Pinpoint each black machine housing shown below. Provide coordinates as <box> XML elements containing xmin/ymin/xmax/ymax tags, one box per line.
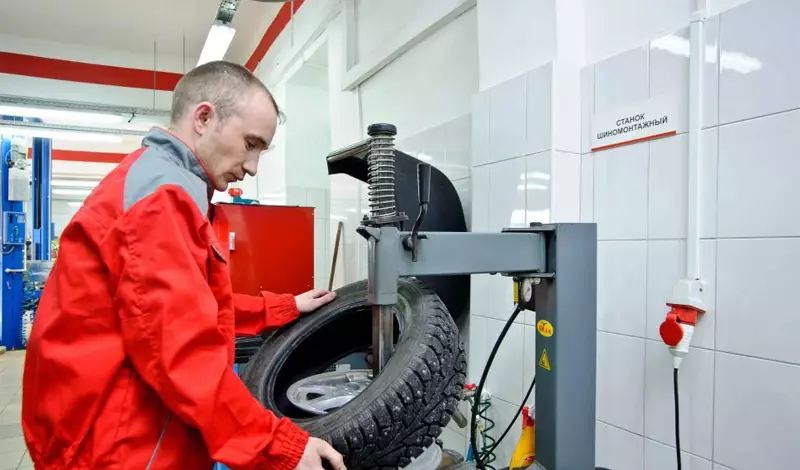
<box><xmin>326</xmin><ymin>144</ymin><xmax>470</xmax><ymax>323</ymax></box>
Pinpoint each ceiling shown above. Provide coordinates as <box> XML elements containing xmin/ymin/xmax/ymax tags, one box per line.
<box><xmin>1</xmin><ymin>0</ymin><xmax>283</xmax><ymax>66</ymax></box>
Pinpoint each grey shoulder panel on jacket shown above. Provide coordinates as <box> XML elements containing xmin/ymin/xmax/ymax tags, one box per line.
<box><xmin>123</xmin><ymin>147</ymin><xmax>209</xmax><ymax>215</ymax></box>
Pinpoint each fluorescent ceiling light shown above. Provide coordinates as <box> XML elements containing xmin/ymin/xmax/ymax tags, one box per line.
<box><xmin>67</xmin><ymin>202</ymin><xmax>83</xmax><ymax>207</ymax></box>
<box><xmin>0</xmin><ymin>105</ymin><xmax>124</xmax><ymax>124</ymax></box>
<box><xmin>0</xmin><ymin>126</ymin><xmax>123</xmax><ymax>143</ymax></box>
<box><xmin>52</xmin><ymin>179</ymin><xmax>99</xmax><ymax>188</ymax></box>
<box><xmin>198</xmin><ymin>22</ymin><xmax>236</xmax><ymax>66</ymax></box>
<box><xmin>53</xmin><ymin>188</ymin><xmax>92</xmax><ymax>196</ymax></box>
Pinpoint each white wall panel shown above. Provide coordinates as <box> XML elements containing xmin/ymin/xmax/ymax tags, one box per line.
<box><xmin>285</xmin><ymin>82</ymin><xmax>331</xmax><ymax>190</ymax></box>
<box><xmin>597</xmin><ymin>332</ymin><xmax>646</xmax><ymax>434</ymax></box>
<box><xmin>714</xmin><ymin>353</ymin><xmax>800</xmax><ymax>470</ymax></box>
<box><xmin>596</xmin><ymin>420</ymin><xmax>645</xmax><ymax>470</ymax></box>
<box><xmin>359</xmin><ymin>8</ymin><xmax>478</xmax><ymax>140</ymax></box>
<box><xmin>594</xmin><ymin>46</ymin><xmax>649</xmax><ymax>114</ymax></box>
<box><xmin>644</xmin><ymin>439</ymin><xmax>713</xmax><ymax>470</ymax></box>
<box><xmin>717</xmin><ymin>110</ymin><xmax>800</xmax><ymax>238</ymax></box>
<box><xmin>718</xmin><ymin>0</ymin><xmax>800</xmax><ymax>124</ymax></box>
<box><xmin>354</xmin><ymin>0</ymin><xmax>431</xmax><ymax>63</ymax></box>
<box><xmin>477</xmin><ymin>0</ymin><xmax>556</xmax><ymax>90</ymax></box>
<box><xmin>649</xmin><ymin>19</ymin><xmax>720</xmax><ymax>131</ymax></box>
<box><xmin>584</xmin><ymin>0</ymin><xmax>694</xmax><ymax>65</ymax></box>
<box><xmin>708</xmin><ymin>0</ymin><xmax>753</xmax><ymax>16</ymax></box>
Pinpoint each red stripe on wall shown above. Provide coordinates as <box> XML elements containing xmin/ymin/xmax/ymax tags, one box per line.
<box><xmin>245</xmin><ymin>0</ymin><xmax>305</xmax><ymax>72</ymax></box>
<box><xmin>590</xmin><ymin>131</ymin><xmax>677</xmax><ymax>152</ymax></box>
<box><xmin>27</xmin><ymin>148</ymin><xmax>127</xmax><ymax>163</ymax></box>
<box><xmin>0</xmin><ymin>51</ymin><xmax>183</xmax><ymax>91</ymax></box>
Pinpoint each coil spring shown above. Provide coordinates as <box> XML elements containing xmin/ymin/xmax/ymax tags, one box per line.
<box><xmin>367</xmin><ymin>134</ymin><xmax>397</xmax><ymax>220</ymax></box>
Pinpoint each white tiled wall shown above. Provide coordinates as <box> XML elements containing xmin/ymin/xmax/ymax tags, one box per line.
<box><xmin>466</xmin><ymin>60</ymin><xmax>584</xmax><ymax>464</ymax></box>
<box><xmin>260</xmin><ymin>0</ymin><xmax>800</xmax><ymax>468</ymax></box>
<box><xmin>577</xmin><ymin>1</ymin><xmax>800</xmax><ymax>469</ymax></box>
<box><xmin>324</xmin><ymin>4</ymin><xmax>479</xmax><ymax>297</ymax></box>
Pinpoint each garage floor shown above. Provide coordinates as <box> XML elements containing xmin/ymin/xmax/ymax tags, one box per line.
<box><xmin>0</xmin><ymin>351</ymin><xmax>32</xmax><ymax>469</ymax></box>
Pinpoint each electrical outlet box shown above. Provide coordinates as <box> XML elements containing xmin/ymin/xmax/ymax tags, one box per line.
<box><xmin>3</xmin><ymin>212</ymin><xmax>26</xmax><ymax>246</ymax></box>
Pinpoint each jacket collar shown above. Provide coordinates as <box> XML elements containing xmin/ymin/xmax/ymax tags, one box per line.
<box><xmin>141</xmin><ymin>127</ymin><xmax>212</xmax><ymax>188</ymax></box>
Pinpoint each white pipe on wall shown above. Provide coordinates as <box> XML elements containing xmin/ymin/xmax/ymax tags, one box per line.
<box><xmin>661</xmin><ymin>0</ymin><xmax>708</xmax><ymax>358</ymax></box>
<box><xmin>686</xmin><ymin>0</ymin><xmax>706</xmax><ymax>280</ymax></box>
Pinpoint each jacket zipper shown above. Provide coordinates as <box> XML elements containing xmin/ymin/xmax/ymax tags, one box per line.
<box><xmin>145</xmin><ymin>413</ymin><xmax>171</xmax><ymax>470</ymax></box>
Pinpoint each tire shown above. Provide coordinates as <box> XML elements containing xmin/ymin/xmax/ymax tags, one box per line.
<box><xmin>242</xmin><ymin>278</ymin><xmax>466</xmax><ymax>469</ymax></box>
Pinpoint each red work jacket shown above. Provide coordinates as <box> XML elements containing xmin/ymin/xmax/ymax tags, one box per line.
<box><xmin>21</xmin><ymin>128</ymin><xmax>309</xmax><ymax>469</ymax></box>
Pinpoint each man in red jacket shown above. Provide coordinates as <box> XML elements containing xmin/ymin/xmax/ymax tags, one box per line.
<box><xmin>22</xmin><ymin>61</ymin><xmax>346</xmax><ymax>470</ymax></box>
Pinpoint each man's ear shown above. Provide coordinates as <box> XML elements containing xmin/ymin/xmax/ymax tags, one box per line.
<box><xmin>192</xmin><ymin>102</ymin><xmax>215</xmax><ymax>136</ymax></box>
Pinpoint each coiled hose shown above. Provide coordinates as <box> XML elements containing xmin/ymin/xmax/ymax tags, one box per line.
<box><xmin>470</xmin><ymin>305</ymin><xmax>524</xmax><ymax>470</ymax></box>
<box><xmin>469</xmin><ymin>394</ymin><xmax>496</xmax><ymax>469</ymax></box>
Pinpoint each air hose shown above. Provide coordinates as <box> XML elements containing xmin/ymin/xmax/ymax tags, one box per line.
<box><xmin>470</xmin><ymin>304</ymin><xmax>537</xmax><ymax>470</ymax></box>
<box><xmin>489</xmin><ymin>374</ymin><xmax>535</xmax><ymax>456</ymax></box>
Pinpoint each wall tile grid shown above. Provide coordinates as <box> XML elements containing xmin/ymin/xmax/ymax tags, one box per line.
<box><xmin>321</xmin><ymin>0</ymin><xmax>800</xmax><ymax>467</ymax></box>
<box><xmin>465</xmin><ymin>59</ymin><xmax>587</xmax><ymax>464</ymax></box>
<box><xmin>582</xmin><ymin>1</ymin><xmax>800</xmax><ymax>469</ymax></box>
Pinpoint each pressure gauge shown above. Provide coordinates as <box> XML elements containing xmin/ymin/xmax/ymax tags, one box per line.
<box><xmin>517</xmin><ymin>278</ymin><xmax>537</xmax><ymax>311</ymax></box>
<box><xmin>522</xmin><ymin>279</ymin><xmax>533</xmax><ymax>302</ymax></box>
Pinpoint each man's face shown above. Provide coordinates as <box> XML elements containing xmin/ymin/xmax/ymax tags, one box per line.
<box><xmin>193</xmin><ymin>89</ymin><xmax>277</xmax><ymax>191</ymax></box>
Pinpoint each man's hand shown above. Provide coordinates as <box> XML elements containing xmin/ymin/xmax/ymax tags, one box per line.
<box><xmin>295</xmin><ymin>437</ymin><xmax>346</xmax><ymax>470</ymax></box>
<box><xmin>295</xmin><ymin>289</ymin><xmax>336</xmax><ymax>314</ymax></box>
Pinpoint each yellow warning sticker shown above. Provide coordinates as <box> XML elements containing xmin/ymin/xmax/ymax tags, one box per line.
<box><xmin>538</xmin><ymin>349</ymin><xmax>551</xmax><ymax>371</ymax></box>
<box><xmin>536</xmin><ymin>319</ymin><xmax>554</xmax><ymax>337</ymax></box>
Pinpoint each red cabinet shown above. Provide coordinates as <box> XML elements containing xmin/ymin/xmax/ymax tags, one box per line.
<box><xmin>214</xmin><ymin>203</ymin><xmax>314</xmax><ymax>296</ymax></box>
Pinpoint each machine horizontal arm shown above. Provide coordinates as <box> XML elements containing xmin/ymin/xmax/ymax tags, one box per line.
<box><xmin>403</xmin><ymin>231</ymin><xmax>545</xmax><ymax>276</ymax></box>
<box><xmin>360</xmin><ymin>227</ymin><xmax>548</xmax><ymax>305</ymax></box>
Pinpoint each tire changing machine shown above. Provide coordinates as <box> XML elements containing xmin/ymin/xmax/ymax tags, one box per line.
<box><xmin>327</xmin><ymin>124</ymin><xmax>599</xmax><ymax>470</ymax></box>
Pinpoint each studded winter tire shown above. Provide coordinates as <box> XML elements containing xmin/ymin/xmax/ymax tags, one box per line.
<box><xmin>241</xmin><ymin>278</ymin><xmax>467</xmax><ymax>469</ymax></box>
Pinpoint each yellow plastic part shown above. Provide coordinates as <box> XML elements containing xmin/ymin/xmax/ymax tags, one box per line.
<box><xmin>509</xmin><ymin>417</ymin><xmax>535</xmax><ymax>469</ymax></box>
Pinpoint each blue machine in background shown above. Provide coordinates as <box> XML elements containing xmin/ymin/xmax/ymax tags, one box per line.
<box><xmin>31</xmin><ymin>136</ymin><xmax>52</xmax><ymax>261</ymax></box>
<box><xmin>0</xmin><ymin>116</ymin><xmax>52</xmax><ymax>350</ymax></box>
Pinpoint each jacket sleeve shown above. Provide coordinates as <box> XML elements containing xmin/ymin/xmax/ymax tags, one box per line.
<box><xmin>115</xmin><ymin>186</ymin><xmax>308</xmax><ymax>470</ymax></box>
<box><xmin>233</xmin><ymin>291</ymin><xmax>300</xmax><ymax>336</ymax></box>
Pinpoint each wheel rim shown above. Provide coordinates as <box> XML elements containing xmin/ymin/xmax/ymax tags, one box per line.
<box><xmin>286</xmin><ymin>369</ymin><xmax>373</xmax><ymax>415</ymax></box>
<box><xmin>269</xmin><ymin>293</ymin><xmax>410</xmax><ymax>419</ymax></box>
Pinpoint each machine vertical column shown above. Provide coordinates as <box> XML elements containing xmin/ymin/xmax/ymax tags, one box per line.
<box><xmin>0</xmin><ymin>131</ymin><xmax>25</xmax><ymax>350</ymax></box>
<box><xmin>533</xmin><ymin>224</ymin><xmax>597</xmax><ymax>470</ymax></box>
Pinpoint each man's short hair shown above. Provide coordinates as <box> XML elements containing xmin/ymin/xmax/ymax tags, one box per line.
<box><xmin>170</xmin><ymin>60</ymin><xmax>284</xmax><ymax>125</ymax></box>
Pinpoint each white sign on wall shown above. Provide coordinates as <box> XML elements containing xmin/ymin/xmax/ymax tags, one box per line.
<box><xmin>590</xmin><ymin>95</ymin><xmax>681</xmax><ymax>152</ymax></box>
